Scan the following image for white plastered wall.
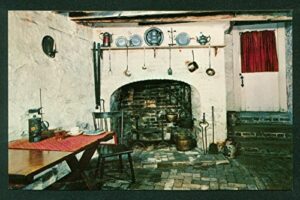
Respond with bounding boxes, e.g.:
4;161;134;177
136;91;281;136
8;11;94;140
8;12;230;143
94;22;230;142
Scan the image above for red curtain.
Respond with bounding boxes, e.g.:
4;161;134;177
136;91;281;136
240;30;279;73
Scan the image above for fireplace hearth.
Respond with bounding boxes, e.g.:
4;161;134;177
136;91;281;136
110;80;194;146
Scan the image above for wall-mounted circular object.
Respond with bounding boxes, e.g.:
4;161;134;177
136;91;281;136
175;32;191;46
115;36;128;47
144;27;164;46
129;34;143;47
42;35;57;58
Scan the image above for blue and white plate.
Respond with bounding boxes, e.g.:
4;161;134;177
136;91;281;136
144;27;164;46
115;36;128;47
129;34;143;47
175;32;191;46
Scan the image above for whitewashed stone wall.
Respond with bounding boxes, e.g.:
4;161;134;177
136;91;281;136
8;12;230;143
224;34;234;111
8;11;94;140
94;22;230;142
285;22;293;123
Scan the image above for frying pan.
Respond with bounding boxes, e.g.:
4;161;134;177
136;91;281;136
187;50;199;72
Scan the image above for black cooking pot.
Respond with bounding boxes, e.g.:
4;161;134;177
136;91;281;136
187;61;199;72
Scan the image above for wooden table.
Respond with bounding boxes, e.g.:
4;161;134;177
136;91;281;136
9;132;113;190
9;149;72;184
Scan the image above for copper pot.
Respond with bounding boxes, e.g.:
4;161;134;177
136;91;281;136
166;113;178;122
176;135;194;151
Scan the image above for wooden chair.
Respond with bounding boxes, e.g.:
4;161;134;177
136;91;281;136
92;111;135;183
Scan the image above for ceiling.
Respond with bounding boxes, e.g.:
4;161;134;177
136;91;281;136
56;10;293;28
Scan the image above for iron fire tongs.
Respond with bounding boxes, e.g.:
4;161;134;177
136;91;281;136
199;113;209;154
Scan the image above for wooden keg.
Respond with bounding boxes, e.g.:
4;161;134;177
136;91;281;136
176;135;194;151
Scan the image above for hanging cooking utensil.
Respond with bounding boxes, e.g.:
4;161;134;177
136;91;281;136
142;46;147;70
167;28;176;46
124;46;132;77
187;50;199;72
92;42;98;109
199;113;209;154
206;43;216;76
200;123;205;153
208;106;218;154
108;48;112;73
168;45;173;75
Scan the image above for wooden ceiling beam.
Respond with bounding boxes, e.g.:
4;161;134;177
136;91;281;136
68;11;216;20
71;14;292;25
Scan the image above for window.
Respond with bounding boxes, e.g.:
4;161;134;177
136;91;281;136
240;30;279;73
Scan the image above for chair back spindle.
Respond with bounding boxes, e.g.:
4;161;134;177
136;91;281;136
92;111;124;144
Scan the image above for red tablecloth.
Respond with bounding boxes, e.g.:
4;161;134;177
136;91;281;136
9;132;110;152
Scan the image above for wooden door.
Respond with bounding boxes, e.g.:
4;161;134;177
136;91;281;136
233;23;287;112
239;72;280;111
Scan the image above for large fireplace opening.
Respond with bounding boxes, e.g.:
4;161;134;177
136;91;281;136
110;80;195;147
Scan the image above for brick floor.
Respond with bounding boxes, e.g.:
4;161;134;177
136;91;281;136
48;144;292;191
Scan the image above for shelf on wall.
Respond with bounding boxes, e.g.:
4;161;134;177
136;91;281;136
100;45;225;50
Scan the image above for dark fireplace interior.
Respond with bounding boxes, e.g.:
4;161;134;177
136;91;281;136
110;80;194;146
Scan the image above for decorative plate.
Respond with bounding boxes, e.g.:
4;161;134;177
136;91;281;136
129;34;143;47
115;36;128;47
144;27;164;46
175;32;191;46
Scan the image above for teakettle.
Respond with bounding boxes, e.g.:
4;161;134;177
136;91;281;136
196;32;211;45
100;32;113;47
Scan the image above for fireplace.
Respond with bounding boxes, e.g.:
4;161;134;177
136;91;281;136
99;22;230;145
110;80;194;145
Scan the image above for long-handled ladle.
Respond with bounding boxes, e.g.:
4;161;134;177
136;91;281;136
167;45;173;75
142;46;147;70
108;47;112;74
206;43;215;76
124;45;132;77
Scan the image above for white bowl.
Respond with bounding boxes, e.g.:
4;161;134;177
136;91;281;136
68;127;82;136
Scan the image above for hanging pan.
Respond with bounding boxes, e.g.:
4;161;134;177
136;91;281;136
206;43;215;76
187;50;199;72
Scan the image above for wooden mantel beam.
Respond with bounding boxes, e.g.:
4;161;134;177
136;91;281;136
70;14;292;25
